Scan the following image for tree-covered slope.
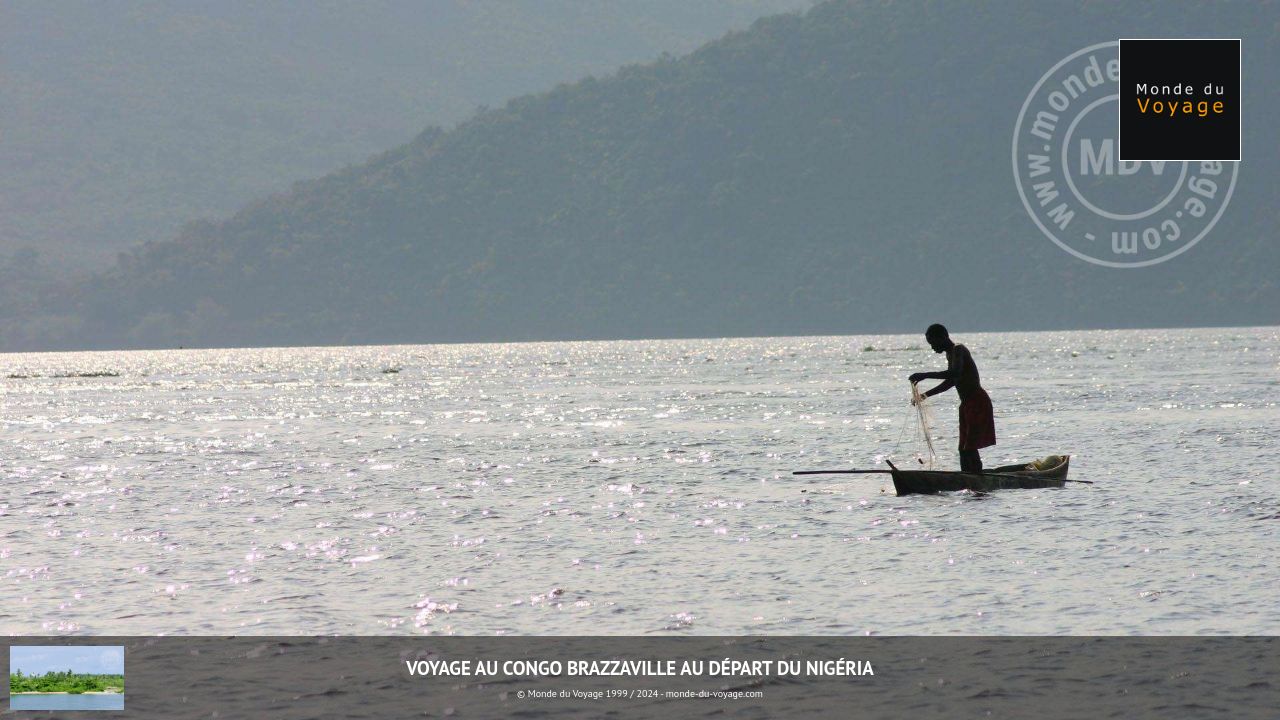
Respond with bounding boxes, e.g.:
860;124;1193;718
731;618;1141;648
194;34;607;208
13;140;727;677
8;0;1278;350
0;1;809;270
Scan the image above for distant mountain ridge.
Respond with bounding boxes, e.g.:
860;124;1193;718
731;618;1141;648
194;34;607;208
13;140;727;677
0;1;809;269
5;0;1277;350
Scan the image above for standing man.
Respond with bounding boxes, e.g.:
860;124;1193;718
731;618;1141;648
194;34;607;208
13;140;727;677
908;324;995;472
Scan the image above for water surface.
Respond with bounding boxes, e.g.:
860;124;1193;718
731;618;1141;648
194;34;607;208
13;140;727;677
10;693;125;710
2;328;1277;634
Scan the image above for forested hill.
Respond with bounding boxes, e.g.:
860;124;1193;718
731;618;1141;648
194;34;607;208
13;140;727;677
8;0;1278;350
1;1;808;269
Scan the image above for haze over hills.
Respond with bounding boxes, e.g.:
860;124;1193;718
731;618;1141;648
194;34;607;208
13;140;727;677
0;0;811;270
4;0;1277;351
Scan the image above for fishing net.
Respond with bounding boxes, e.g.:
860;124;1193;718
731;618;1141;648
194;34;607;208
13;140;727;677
910;382;937;470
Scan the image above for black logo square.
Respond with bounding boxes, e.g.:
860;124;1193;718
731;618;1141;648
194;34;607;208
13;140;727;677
1119;39;1240;161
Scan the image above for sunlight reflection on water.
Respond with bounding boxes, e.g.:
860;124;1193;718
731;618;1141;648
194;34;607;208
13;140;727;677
1;327;1277;635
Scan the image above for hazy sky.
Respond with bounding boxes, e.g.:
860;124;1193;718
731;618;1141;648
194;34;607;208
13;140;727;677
10;646;125;675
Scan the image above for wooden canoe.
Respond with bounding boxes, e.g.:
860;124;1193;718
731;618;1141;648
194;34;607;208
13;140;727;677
890;455;1070;496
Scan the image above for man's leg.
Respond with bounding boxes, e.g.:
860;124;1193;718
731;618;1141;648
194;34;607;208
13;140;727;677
959;449;982;473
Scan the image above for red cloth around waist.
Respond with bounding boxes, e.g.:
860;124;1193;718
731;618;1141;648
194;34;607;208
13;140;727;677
958;388;996;450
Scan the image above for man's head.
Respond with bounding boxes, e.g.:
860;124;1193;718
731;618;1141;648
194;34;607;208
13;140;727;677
925;323;950;353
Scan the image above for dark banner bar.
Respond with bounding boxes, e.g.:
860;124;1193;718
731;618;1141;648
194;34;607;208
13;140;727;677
3;637;1276;718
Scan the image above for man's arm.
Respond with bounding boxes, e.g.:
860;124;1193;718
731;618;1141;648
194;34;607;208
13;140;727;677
923;378;954;398
910;348;965;397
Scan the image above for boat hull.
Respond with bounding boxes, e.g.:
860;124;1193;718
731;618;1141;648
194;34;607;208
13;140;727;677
891;456;1070;495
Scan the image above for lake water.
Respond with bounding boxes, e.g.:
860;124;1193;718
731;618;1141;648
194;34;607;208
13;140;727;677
1;328;1277;635
10;693;125;710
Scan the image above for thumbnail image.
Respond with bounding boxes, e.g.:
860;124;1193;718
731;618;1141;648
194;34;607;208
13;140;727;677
9;646;125;712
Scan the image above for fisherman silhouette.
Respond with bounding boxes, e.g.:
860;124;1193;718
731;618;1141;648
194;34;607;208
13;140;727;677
908;324;996;472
